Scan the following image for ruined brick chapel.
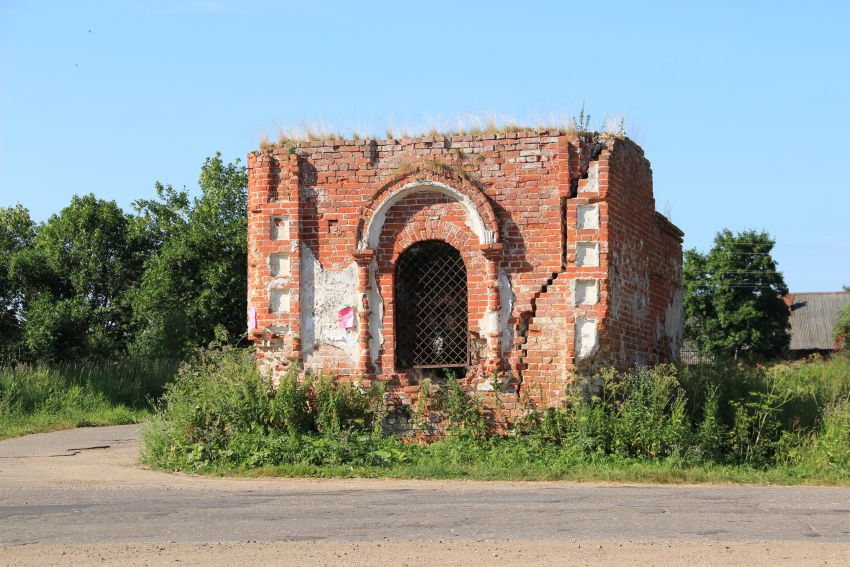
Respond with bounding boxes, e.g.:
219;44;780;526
247;130;684;416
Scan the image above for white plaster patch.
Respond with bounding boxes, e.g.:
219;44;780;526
270;216;289;240
499;269;515;353
580;162;599;194
269;252;290;277
479;311;499;335
577;204;599;230
270;288;290;313
574;279;599;305
576;317;598;360
368;261;384;372
299;245;359;365
575;242;600;267
359;181;493;250
475;270;515;359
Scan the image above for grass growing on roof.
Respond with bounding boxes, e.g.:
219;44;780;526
258;106;627;150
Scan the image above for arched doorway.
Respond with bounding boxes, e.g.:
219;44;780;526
395;240;469;370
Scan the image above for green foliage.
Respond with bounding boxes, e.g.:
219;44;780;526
693;387;726;461
144;346;850;484
130;153;248;357
411;378;432;431
0;359;175;438
521;366;689;459
312;375;383;436
684;229;790;360
434;374;487;438
803;402;850;474
271;370;312;436
1;152;246;363
610;366;690;458
8;195;148;361
0;205;35;359
144;342;386;468
573;102;591;134
834;302;850;350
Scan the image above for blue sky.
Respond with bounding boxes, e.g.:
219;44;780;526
1;0;848;291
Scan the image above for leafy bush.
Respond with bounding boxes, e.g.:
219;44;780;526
519;366;689;460
144;345;850;483
680;355;850;466
834;304;850;351
693;387;726;462
143;343;387;469
434;374;487;438
608;366;690;458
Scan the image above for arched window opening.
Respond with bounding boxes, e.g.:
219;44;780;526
395;240;469;370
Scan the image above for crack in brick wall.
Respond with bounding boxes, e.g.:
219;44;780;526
247;131;684;427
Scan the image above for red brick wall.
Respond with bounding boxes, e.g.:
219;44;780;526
598;139;684;369
246;131;683;419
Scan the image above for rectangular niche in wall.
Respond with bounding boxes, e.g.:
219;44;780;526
270;288;291;313
575;242;599;267
574;279;599;305
270;216;290;240
269;252;290;277
576;204;599;230
576;317;598;360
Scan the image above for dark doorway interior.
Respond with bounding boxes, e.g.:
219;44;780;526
395;240;469;370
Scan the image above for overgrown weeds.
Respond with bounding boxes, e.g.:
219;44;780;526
143;345;388;469
143;347;850;484
0;358;177;438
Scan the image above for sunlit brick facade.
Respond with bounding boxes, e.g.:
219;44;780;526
247;131;683;421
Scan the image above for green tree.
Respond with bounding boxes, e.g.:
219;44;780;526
0;205;36;359
130;153;247;357
10;195;148;360
684;229;790;360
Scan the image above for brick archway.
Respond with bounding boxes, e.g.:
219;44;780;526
373;217;482;375
355;164;500;251
350;168;506;378
387;218;473;266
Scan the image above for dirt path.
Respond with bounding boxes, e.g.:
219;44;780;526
2;425;850;566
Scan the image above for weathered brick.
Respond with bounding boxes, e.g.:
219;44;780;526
246;132;683;428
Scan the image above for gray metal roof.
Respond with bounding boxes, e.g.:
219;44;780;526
788;292;850;351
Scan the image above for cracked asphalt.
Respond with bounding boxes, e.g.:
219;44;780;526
1;425;849;565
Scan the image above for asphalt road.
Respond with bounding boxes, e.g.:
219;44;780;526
2;425;850;566
2;425;850;547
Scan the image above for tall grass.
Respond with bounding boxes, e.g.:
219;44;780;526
143;348;850;484
0;359;179;438
260;107;621;150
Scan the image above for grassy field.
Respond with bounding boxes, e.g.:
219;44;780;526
0;359;178;439
142;346;850;485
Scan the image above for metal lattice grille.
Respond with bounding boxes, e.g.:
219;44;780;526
395;240;469;369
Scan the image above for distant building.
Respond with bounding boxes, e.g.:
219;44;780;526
785;292;850;357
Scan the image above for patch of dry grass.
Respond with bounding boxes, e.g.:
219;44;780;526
257;107;631;150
